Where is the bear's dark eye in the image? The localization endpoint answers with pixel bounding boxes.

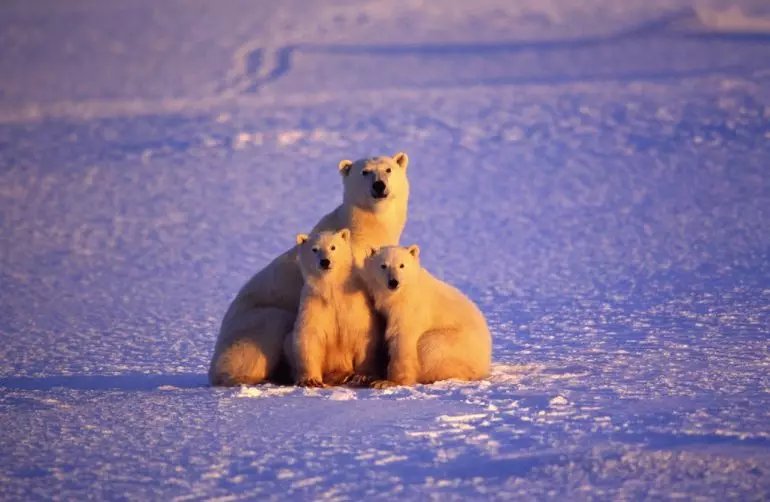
[399,264,404,269]
[312,247,319,253]
[380,264,387,270]
[386,168,392,173]
[330,246,336,251]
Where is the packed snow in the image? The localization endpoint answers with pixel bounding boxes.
[1,0,769,500]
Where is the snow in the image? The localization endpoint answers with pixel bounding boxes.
[1,0,770,499]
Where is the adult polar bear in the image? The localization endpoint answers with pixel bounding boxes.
[209,153,410,386]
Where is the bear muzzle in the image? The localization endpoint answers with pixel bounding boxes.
[319,258,331,270]
[371,180,389,199]
[387,278,400,290]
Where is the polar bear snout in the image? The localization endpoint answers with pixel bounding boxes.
[388,278,400,290]
[371,180,389,199]
[319,258,331,270]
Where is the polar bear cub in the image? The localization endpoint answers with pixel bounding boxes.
[361,245,492,387]
[288,229,385,387]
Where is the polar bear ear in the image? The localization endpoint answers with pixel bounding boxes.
[407,244,420,258]
[338,159,353,176]
[296,233,309,245]
[337,228,350,241]
[392,152,409,170]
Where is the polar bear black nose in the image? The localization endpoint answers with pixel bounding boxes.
[320,258,331,270]
[372,180,386,195]
[388,278,399,290]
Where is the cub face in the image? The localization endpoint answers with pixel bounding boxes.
[362,245,421,294]
[338,152,409,210]
[296,229,353,282]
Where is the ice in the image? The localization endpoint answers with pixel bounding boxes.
[549,396,569,407]
[1,0,770,500]
[438,414,490,423]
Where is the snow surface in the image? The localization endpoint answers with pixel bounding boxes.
[1,0,770,499]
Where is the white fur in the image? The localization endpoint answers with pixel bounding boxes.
[209,153,409,386]
[286,229,384,387]
[361,245,492,386]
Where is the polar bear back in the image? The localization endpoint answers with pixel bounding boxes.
[415,269,489,335]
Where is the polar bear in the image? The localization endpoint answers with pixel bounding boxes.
[361,245,492,387]
[209,153,410,386]
[287,229,385,387]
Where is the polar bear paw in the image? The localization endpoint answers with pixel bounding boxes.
[370,379,398,389]
[297,377,326,388]
[345,374,377,387]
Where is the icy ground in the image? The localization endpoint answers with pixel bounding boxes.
[1,0,770,500]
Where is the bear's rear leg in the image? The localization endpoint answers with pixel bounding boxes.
[417,328,489,384]
[209,307,295,386]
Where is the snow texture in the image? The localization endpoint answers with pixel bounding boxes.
[1,0,770,500]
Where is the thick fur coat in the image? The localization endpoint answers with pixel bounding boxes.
[287,229,384,387]
[361,245,492,387]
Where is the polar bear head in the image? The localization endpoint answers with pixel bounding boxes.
[296,229,354,284]
[361,244,421,295]
[338,153,409,210]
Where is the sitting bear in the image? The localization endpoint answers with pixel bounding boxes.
[287,229,385,387]
[209,153,410,386]
[361,245,492,387]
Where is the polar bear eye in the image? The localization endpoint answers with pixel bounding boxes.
[386,168,392,173]
[380,264,387,270]
[312,247,319,253]
[399,264,404,269]
[330,246,336,251]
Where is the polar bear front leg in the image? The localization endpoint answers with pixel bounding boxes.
[347,324,386,387]
[293,328,326,387]
[291,305,328,387]
[381,324,421,386]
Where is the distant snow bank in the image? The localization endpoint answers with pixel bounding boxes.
[695,6,770,33]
